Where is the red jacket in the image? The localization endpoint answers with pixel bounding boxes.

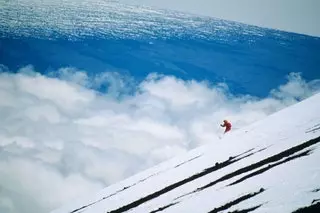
[221,120,232,133]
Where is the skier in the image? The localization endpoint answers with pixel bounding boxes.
[221,120,232,134]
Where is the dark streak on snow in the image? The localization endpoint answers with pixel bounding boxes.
[311,188,320,193]
[69,172,162,213]
[305,123,320,133]
[70,204,92,213]
[312,199,320,204]
[69,155,203,213]
[69,189,130,213]
[174,155,202,168]
[292,201,320,213]
[106,148,261,213]
[172,147,267,201]
[229,149,313,186]
[192,136,320,194]
[135,154,203,184]
[149,202,179,213]
[228,204,263,213]
[133,172,161,187]
[306,127,320,133]
[69,197,107,213]
[307,123,320,129]
[208,188,265,213]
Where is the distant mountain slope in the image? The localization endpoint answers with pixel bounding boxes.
[52,92,320,213]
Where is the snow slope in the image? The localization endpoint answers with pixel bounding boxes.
[51,92,320,213]
[1,0,282,41]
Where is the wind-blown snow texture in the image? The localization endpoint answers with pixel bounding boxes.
[0,0,268,39]
[52,93,320,213]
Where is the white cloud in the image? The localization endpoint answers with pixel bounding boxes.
[17,66,95,111]
[0,65,319,213]
[0,158,103,213]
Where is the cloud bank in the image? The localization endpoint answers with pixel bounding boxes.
[0,65,319,213]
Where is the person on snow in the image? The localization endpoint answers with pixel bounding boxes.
[221,120,232,134]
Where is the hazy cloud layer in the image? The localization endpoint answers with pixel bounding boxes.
[0,65,319,213]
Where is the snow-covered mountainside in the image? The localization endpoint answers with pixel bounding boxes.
[52,92,320,213]
[1,0,283,41]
